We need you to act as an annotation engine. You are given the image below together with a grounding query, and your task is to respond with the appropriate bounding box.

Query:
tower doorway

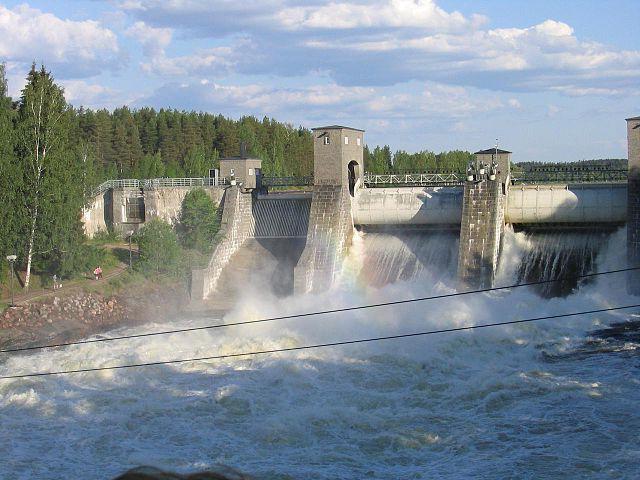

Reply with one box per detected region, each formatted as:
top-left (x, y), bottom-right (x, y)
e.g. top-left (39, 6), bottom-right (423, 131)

top-left (348, 160), bottom-right (360, 196)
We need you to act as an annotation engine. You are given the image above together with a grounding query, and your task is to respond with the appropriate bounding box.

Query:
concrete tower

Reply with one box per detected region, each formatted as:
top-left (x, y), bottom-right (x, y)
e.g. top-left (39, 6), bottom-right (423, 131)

top-left (311, 126), bottom-right (364, 193)
top-left (457, 147), bottom-right (511, 290)
top-left (628, 116), bottom-right (640, 295)
top-left (294, 125), bottom-right (365, 294)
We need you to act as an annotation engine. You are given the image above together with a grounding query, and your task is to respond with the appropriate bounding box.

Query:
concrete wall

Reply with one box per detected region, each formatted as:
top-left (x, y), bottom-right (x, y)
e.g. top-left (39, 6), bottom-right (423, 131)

top-left (506, 184), bottom-right (627, 224)
top-left (628, 116), bottom-right (640, 295)
top-left (144, 187), bottom-right (225, 226)
top-left (82, 192), bottom-right (109, 237)
top-left (82, 186), bottom-right (225, 238)
top-left (457, 179), bottom-right (506, 289)
top-left (352, 186), bottom-right (463, 226)
top-left (191, 186), bottom-right (254, 301)
top-left (111, 188), bottom-right (144, 236)
top-left (294, 185), bottom-right (353, 294)
top-left (350, 184), bottom-right (627, 227)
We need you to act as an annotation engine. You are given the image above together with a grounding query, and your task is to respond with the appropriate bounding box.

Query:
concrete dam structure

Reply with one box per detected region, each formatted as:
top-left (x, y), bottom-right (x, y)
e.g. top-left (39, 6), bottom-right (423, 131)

top-left (82, 119), bottom-right (639, 303)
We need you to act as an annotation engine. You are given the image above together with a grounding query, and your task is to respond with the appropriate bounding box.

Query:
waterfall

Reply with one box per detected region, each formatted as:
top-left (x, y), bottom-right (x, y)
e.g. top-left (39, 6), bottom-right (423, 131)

top-left (499, 228), bottom-right (611, 297)
top-left (343, 229), bottom-right (459, 288)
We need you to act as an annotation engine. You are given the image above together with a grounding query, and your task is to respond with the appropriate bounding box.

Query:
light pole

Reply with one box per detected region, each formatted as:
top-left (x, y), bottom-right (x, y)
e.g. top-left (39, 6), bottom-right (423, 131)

top-left (128, 233), bottom-right (133, 270)
top-left (6, 255), bottom-right (17, 307)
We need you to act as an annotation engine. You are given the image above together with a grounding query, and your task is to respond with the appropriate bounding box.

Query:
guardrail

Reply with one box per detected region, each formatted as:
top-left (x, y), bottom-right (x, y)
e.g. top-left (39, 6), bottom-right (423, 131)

top-left (260, 176), bottom-right (314, 187)
top-left (90, 177), bottom-right (228, 197)
top-left (511, 169), bottom-right (628, 184)
top-left (363, 172), bottom-right (464, 187)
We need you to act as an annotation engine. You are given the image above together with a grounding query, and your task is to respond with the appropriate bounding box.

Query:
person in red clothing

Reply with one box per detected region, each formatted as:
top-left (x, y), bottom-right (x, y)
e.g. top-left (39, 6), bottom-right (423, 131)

top-left (93, 266), bottom-right (103, 280)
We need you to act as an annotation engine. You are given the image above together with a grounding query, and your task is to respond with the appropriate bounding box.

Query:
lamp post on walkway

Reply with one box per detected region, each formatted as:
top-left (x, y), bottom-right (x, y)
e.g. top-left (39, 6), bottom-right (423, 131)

top-left (6, 255), bottom-right (17, 307)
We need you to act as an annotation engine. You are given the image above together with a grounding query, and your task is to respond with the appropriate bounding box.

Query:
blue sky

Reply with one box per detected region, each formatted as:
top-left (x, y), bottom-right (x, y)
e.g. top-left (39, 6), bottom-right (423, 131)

top-left (1, 0), bottom-right (638, 162)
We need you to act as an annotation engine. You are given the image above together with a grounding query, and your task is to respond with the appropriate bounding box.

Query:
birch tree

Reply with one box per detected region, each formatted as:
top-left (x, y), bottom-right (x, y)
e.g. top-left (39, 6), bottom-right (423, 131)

top-left (16, 65), bottom-right (72, 289)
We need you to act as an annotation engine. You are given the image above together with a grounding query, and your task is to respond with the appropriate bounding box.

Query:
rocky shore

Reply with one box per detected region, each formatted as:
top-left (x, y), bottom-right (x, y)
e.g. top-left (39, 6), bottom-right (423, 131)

top-left (0, 283), bottom-right (189, 351)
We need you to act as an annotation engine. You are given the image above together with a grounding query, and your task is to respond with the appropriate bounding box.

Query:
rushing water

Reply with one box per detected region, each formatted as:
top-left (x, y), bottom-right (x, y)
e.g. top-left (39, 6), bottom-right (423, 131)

top-left (1, 228), bottom-right (639, 479)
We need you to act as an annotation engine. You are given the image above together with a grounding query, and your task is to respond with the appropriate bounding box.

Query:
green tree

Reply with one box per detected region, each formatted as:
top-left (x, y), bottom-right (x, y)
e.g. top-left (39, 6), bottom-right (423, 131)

top-left (134, 152), bottom-right (165, 179)
top-left (0, 64), bottom-right (19, 277)
top-left (182, 145), bottom-right (210, 177)
top-left (178, 189), bottom-right (219, 253)
top-left (16, 64), bottom-right (84, 289)
top-left (134, 218), bottom-right (181, 274)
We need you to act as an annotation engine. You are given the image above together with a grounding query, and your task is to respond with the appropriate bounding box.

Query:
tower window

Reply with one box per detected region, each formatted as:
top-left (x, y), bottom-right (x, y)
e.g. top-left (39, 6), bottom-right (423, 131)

top-left (344, 136), bottom-right (349, 145)
top-left (323, 136), bottom-right (330, 145)
top-left (356, 137), bottom-right (361, 146)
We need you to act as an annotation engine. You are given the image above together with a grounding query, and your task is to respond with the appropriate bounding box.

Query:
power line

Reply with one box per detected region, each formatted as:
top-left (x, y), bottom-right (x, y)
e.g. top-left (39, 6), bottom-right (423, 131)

top-left (1, 266), bottom-right (638, 355)
top-left (1, 303), bottom-right (638, 380)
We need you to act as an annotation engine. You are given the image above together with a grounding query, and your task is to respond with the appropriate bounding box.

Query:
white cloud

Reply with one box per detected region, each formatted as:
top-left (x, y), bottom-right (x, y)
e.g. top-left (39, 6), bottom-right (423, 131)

top-left (547, 104), bottom-right (560, 117)
top-left (61, 80), bottom-right (124, 109)
top-left (276, 0), bottom-right (485, 31)
top-left (126, 21), bottom-right (173, 57)
top-left (119, 1), bottom-right (640, 96)
top-left (139, 79), bottom-right (508, 124)
top-left (549, 85), bottom-right (638, 97)
top-left (141, 45), bottom-right (239, 76)
top-left (0, 4), bottom-right (120, 77)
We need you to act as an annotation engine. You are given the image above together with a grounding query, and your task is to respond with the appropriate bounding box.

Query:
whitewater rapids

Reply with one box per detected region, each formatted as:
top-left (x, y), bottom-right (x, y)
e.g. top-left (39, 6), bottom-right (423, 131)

top-left (0, 228), bottom-right (639, 479)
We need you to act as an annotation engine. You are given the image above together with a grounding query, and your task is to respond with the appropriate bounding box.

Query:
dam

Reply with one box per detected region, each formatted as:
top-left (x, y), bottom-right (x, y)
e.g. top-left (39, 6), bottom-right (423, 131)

top-left (82, 117), bottom-right (640, 303)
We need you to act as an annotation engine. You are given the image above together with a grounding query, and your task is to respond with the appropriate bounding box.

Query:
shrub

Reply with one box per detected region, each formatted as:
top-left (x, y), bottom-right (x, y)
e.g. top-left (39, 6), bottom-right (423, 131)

top-left (133, 219), bottom-right (181, 275)
top-left (178, 188), bottom-right (220, 253)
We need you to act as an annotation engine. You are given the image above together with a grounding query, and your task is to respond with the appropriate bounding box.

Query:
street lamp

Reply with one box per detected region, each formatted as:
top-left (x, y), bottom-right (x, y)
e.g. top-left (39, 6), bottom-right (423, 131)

top-left (6, 254), bottom-right (17, 307)
top-left (127, 231), bottom-right (134, 270)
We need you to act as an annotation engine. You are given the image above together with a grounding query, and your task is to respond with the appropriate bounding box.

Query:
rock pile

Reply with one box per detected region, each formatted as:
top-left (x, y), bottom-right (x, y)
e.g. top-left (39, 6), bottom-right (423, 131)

top-left (0, 293), bottom-right (126, 331)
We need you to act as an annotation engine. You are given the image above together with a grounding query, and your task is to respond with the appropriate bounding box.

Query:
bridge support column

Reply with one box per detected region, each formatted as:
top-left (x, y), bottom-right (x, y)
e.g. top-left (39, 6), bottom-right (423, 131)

top-left (457, 148), bottom-right (510, 290)
top-left (628, 116), bottom-right (640, 295)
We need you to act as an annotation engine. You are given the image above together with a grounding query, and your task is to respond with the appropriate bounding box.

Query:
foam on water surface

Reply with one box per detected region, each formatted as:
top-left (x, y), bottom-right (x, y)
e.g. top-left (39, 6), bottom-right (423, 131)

top-left (1, 227), bottom-right (639, 479)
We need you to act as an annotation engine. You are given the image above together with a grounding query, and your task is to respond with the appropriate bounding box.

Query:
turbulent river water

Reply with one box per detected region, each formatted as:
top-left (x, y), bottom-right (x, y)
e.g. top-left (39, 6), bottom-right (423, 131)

top-left (1, 228), bottom-right (639, 479)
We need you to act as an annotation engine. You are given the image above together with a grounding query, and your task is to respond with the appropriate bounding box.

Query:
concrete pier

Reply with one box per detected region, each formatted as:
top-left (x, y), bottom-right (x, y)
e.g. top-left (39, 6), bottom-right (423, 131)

top-left (457, 148), bottom-right (511, 289)
top-left (294, 126), bottom-right (364, 294)
top-left (457, 179), bottom-right (505, 289)
top-left (628, 116), bottom-right (640, 295)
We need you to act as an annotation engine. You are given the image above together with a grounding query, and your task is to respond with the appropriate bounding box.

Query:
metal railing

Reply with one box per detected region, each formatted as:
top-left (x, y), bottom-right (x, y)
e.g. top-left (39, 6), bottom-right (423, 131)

top-left (511, 169), bottom-right (628, 184)
top-left (143, 177), bottom-right (228, 189)
top-left (90, 177), bottom-right (228, 197)
top-left (260, 176), bottom-right (314, 187)
top-left (363, 172), bottom-right (464, 187)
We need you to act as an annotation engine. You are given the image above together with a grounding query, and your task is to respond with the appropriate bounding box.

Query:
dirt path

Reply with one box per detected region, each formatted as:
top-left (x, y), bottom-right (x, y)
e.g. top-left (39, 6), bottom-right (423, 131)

top-left (1, 243), bottom-right (138, 307)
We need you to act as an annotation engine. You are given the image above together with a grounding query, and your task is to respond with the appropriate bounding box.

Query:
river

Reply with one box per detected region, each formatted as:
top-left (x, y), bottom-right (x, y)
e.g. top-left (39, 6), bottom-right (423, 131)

top-left (0, 228), bottom-right (638, 479)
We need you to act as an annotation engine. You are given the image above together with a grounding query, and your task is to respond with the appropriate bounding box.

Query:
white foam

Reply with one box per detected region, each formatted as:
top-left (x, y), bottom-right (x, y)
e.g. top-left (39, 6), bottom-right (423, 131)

top-left (0, 227), bottom-right (638, 478)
